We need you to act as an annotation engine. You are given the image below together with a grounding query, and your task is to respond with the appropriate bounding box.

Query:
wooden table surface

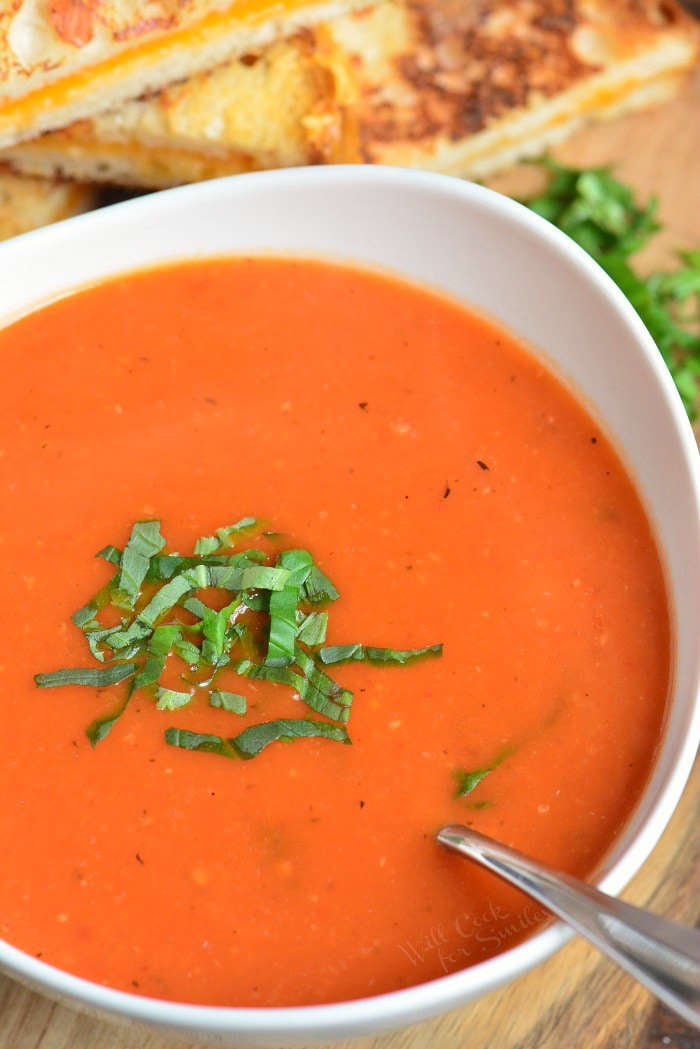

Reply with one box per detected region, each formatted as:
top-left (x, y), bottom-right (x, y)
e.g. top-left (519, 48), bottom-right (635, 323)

top-left (1, 66), bottom-right (699, 1049)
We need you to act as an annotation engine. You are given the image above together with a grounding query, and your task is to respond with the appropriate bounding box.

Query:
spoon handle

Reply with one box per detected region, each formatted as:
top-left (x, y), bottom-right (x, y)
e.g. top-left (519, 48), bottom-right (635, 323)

top-left (437, 824), bottom-right (700, 1028)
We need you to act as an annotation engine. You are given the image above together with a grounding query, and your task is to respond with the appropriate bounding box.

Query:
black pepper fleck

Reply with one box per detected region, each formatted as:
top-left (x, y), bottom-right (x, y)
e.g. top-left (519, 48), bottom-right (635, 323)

top-left (476, 460), bottom-right (489, 471)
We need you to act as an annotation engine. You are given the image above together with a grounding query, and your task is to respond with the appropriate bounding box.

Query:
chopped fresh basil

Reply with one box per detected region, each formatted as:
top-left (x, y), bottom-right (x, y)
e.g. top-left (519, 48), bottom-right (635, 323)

top-left (216, 517), bottom-right (260, 545)
top-left (454, 747), bottom-right (514, 798)
top-left (164, 728), bottom-right (239, 759)
top-left (194, 535), bottom-right (221, 557)
top-left (133, 625), bottom-right (182, 689)
top-left (71, 581), bottom-right (113, 629)
top-left (296, 611), bottom-right (328, 646)
top-left (71, 602), bottom-right (99, 630)
top-left (210, 690), bottom-right (247, 715)
top-left (173, 635), bottom-right (203, 667)
top-left (149, 624), bottom-right (182, 656)
top-left (302, 564), bottom-right (340, 604)
top-left (240, 565), bottom-right (290, 592)
top-left (95, 544), bottom-right (122, 566)
top-left (266, 549), bottom-right (314, 666)
top-left (232, 718), bottom-right (351, 757)
top-left (37, 517), bottom-right (443, 763)
top-left (234, 658), bottom-right (303, 689)
top-left (202, 565), bottom-right (243, 591)
top-left (84, 624), bottom-right (126, 663)
top-left (137, 574), bottom-right (194, 628)
top-left (146, 554), bottom-right (221, 582)
top-left (86, 690), bottom-right (133, 746)
top-left (454, 767), bottom-right (493, 797)
top-left (241, 591), bottom-right (270, 613)
top-left (181, 595), bottom-right (209, 620)
top-left (35, 663), bottom-right (138, 688)
top-left (200, 601), bottom-right (238, 665)
top-left (133, 654), bottom-right (166, 690)
top-left (317, 643), bottom-right (364, 664)
top-left (116, 520), bottom-right (165, 609)
top-left (105, 620), bottom-right (151, 651)
top-left (165, 719), bottom-right (350, 760)
top-left (156, 686), bottom-right (194, 711)
top-left (293, 646), bottom-right (352, 722)
top-left (318, 643), bottom-right (443, 666)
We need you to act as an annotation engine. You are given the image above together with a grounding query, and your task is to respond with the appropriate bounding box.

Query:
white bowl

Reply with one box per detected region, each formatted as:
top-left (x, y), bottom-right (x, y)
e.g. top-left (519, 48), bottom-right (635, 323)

top-left (0, 166), bottom-right (698, 1046)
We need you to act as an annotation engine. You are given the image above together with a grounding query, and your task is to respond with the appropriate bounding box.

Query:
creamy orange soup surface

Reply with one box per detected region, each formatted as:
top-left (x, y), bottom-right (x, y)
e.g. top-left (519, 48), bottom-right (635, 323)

top-left (0, 257), bottom-right (669, 1006)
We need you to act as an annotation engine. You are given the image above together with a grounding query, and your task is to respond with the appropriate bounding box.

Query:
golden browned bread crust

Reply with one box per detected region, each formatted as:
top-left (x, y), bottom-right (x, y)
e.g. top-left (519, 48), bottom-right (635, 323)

top-left (0, 164), bottom-right (94, 238)
top-left (2, 0), bottom-right (697, 182)
top-left (0, 0), bottom-right (369, 148)
top-left (334, 0), bottom-right (698, 170)
top-left (0, 22), bottom-right (351, 184)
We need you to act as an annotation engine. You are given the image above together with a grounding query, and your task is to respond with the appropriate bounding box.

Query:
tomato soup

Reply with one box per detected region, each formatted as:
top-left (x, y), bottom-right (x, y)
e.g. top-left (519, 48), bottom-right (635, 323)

top-left (0, 258), bottom-right (669, 1006)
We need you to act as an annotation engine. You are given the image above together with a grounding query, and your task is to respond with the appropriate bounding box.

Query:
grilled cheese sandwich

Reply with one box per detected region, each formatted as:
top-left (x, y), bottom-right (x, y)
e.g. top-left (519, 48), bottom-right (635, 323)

top-left (0, 165), bottom-right (94, 239)
top-left (2, 0), bottom-right (697, 184)
top-left (0, 0), bottom-right (370, 149)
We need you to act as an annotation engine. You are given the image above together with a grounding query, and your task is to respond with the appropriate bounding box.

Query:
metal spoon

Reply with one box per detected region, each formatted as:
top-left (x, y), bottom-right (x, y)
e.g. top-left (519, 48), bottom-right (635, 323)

top-left (436, 824), bottom-right (700, 1028)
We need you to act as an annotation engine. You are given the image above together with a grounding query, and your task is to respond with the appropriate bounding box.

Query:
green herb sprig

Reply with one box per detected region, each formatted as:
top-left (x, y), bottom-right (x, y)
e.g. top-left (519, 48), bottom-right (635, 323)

top-left (522, 159), bottom-right (700, 418)
top-left (454, 746), bottom-right (515, 804)
top-left (35, 518), bottom-right (442, 759)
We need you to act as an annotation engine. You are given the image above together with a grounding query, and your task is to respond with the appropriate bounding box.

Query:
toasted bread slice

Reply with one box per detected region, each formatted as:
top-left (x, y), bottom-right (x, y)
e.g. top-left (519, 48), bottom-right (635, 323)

top-left (333, 0), bottom-right (699, 176)
top-left (0, 165), bottom-right (94, 239)
top-left (0, 29), bottom-right (348, 187)
top-left (0, 0), bottom-right (370, 149)
top-left (2, 0), bottom-right (697, 184)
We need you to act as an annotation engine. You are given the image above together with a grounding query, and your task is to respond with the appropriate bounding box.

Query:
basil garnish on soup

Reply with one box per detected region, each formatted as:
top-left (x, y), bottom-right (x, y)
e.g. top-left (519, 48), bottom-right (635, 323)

top-left (35, 518), bottom-right (442, 761)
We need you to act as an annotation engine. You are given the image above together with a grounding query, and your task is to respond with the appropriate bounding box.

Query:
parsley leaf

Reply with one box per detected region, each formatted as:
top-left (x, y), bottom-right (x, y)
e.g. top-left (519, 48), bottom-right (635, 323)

top-left (522, 159), bottom-right (700, 418)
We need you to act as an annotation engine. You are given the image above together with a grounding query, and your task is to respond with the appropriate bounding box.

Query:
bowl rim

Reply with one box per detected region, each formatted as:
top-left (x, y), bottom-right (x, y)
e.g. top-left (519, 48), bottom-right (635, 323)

top-left (0, 164), bottom-right (698, 1039)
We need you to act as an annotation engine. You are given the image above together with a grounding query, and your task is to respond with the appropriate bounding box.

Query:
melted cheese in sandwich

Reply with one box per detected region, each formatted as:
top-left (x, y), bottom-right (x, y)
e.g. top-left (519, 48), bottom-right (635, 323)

top-left (0, 0), bottom-right (348, 147)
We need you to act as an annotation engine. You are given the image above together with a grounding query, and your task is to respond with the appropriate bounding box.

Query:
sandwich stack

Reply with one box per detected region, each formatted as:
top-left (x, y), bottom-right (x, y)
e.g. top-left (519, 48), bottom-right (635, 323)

top-left (0, 0), bottom-right (697, 234)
